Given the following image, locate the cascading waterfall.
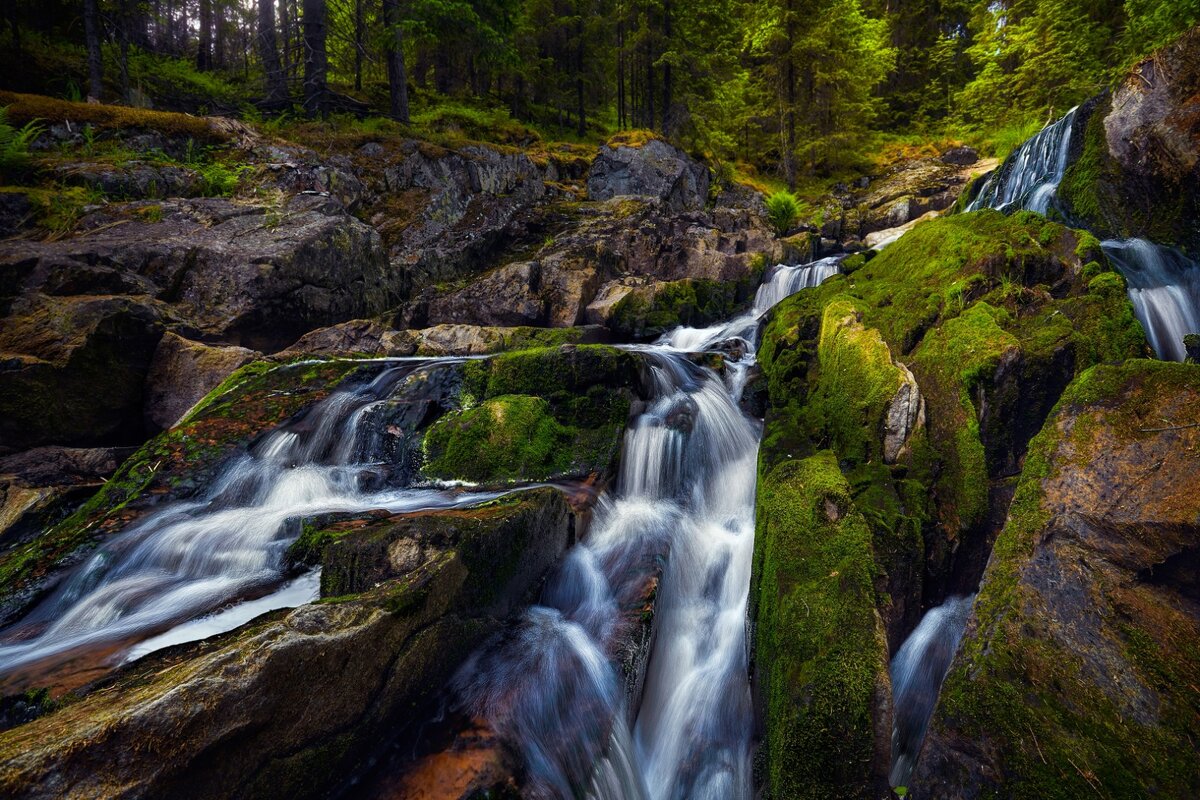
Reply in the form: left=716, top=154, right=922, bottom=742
left=888, top=595, right=975, bottom=788
left=0, top=359, right=509, bottom=689
left=966, top=108, right=1078, bottom=214
left=966, top=107, right=1200, bottom=360
left=1100, top=239, right=1200, bottom=362
left=453, top=259, right=839, bottom=800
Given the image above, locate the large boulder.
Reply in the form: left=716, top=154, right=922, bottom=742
left=0, top=295, right=165, bottom=452
left=912, top=361, right=1200, bottom=798
left=1058, top=27, right=1200, bottom=250
left=752, top=210, right=1150, bottom=794
left=0, top=195, right=391, bottom=352
left=586, top=136, right=710, bottom=212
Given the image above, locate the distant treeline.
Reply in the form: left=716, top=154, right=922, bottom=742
left=1, top=0, right=1198, bottom=179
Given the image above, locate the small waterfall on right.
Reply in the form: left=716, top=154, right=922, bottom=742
left=888, top=595, right=975, bottom=789
left=1100, top=239, right=1200, bottom=362
left=966, top=108, right=1200, bottom=360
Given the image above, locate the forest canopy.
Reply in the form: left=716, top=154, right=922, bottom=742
left=1, top=0, right=1198, bottom=181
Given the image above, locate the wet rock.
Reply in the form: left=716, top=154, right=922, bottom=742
left=143, top=332, right=260, bottom=431
left=0, top=490, right=575, bottom=800
left=913, top=362, right=1200, bottom=799
left=425, top=261, right=546, bottom=327
left=586, top=137, right=709, bottom=212
left=1059, top=28, right=1200, bottom=250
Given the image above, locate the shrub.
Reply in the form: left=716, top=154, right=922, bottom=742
left=766, top=190, right=800, bottom=237
left=0, top=106, right=42, bottom=179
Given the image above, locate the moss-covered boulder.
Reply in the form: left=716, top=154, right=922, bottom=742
left=912, top=361, right=1200, bottom=798
left=753, top=451, right=892, bottom=800
left=0, top=489, right=574, bottom=800
left=759, top=211, right=1147, bottom=611
left=752, top=210, right=1149, bottom=795
left=1057, top=27, right=1200, bottom=252
left=606, top=270, right=766, bottom=341
left=423, top=345, right=638, bottom=485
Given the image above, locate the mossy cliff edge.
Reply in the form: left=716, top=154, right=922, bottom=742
left=752, top=210, right=1149, bottom=798
left=912, top=361, right=1200, bottom=799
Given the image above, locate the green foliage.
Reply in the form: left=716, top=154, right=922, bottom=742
left=0, top=106, right=42, bottom=179
left=765, top=191, right=800, bottom=237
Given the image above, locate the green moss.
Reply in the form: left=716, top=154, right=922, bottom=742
left=0, top=90, right=226, bottom=141
left=754, top=451, right=888, bottom=799
left=423, top=394, right=620, bottom=483
left=609, top=278, right=755, bottom=341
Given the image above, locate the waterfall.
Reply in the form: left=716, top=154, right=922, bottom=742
left=454, top=259, right=839, bottom=800
left=966, top=108, right=1078, bottom=214
left=967, top=109, right=1200, bottom=361
left=888, top=595, right=975, bottom=789
left=0, top=359, right=510, bottom=689
left=1100, top=239, right=1200, bottom=362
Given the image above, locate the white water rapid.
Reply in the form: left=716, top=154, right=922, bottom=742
left=966, top=108, right=1200, bottom=361
left=0, top=359, right=510, bottom=687
left=888, top=595, right=975, bottom=789
left=453, top=259, right=839, bottom=800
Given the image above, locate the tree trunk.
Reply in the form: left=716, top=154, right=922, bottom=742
left=118, top=0, right=131, bottom=100
left=576, top=17, right=585, bottom=137
left=197, top=0, right=212, bottom=71
left=381, top=0, right=409, bottom=122
left=215, top=0, right=226, bottom=69
left=258, top=0, right=288, bottom=104
left=302, top=0, right=327, bottom=117
left=645, top=40, right=654, bottom=131
left=662, top=0, right=672, bottom=136
left=616, top=16, right=625, bottom=129
left=353, top=0, right=363, bottom=92
left=83, top=0, right=104, bottom=100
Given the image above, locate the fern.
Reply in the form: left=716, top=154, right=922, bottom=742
left=0, top=107, right=43, bottom=179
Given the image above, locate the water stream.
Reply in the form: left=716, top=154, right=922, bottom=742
left=888, top=595, right=975, bottom=788
left=965, top=107, right=1200, bottom=361
left=453, top=259, right=839, bottom=800
left=0, top=359, right=511, bottom=690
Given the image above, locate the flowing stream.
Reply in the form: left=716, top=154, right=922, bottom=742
left=0, top=359, right=511, bottom=690
left=888, top=595, right=975, bottom=788
left=453, top=259, right=839, bottom=800
left=965, top=107, right=1200, bottom=361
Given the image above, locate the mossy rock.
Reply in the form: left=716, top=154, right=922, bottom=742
left=753, top=451, right=892, bottom=800
left=913, top=360, right=1200, bottom=798
left=422, top=395, right=623, bottom=484
left=608, top=276, right=760, bottom=342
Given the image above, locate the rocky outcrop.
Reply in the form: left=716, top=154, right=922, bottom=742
left=587, top=136, right=710, bottom=212
left=912, top=361, right=1200, bottom=798
left=1058, top=27, right=1200, bottom=250
left=143, top=332, right=259, bottom=430
left=415, top=192, right=779, bottom=331
left=753, top=211, right=1149, bottom=794
left=0, top=489, right=576, bottom=800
